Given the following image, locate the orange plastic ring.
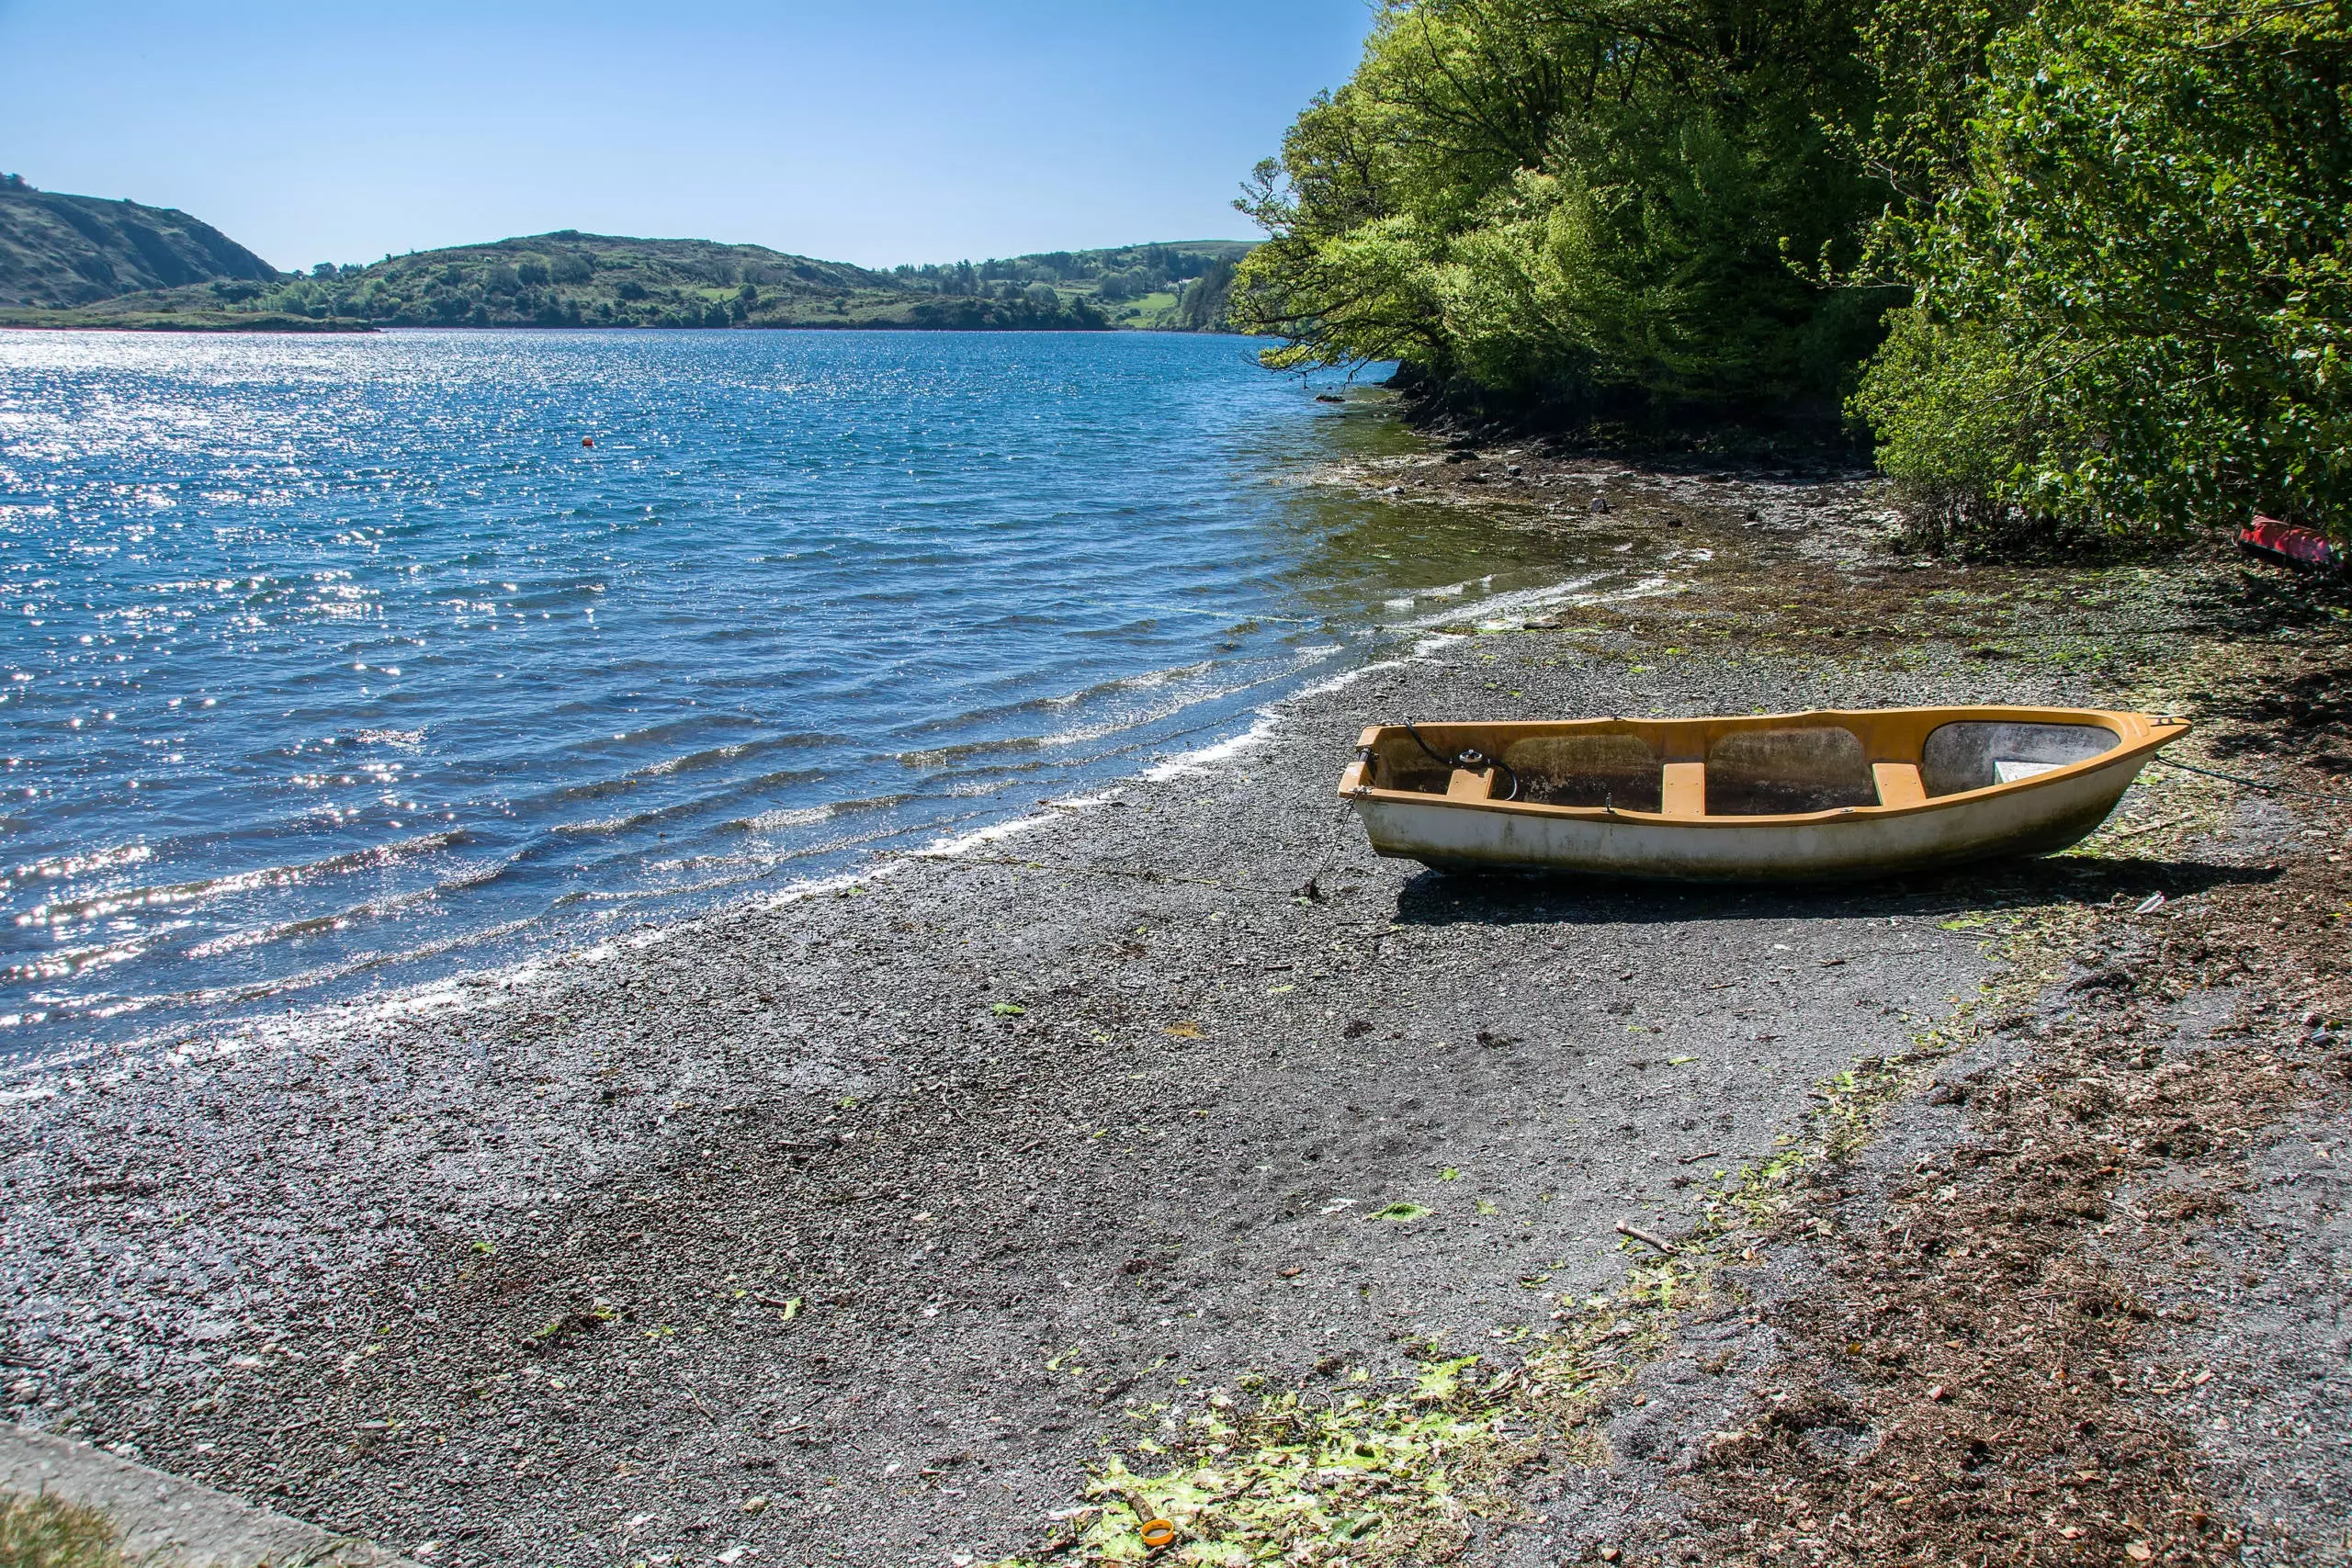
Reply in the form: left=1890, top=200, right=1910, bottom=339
left=1140, top=1517, right=1178, bottom=1551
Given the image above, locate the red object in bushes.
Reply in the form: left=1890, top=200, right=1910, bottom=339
left=2239, top=514, right=2343, bottom=571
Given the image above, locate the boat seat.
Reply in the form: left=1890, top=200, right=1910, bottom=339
left=1446, top=767, right=1496, bottom=801
left=1871, top=761, right=1928, bottom=808
left=1661, top=761, right=1707, bottom=817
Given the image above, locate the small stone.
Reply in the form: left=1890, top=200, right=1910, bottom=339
left=1589, top=495, right=1611, bottom=514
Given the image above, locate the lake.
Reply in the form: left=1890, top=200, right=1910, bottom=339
left=0, top=328, right=1611, bottom=1056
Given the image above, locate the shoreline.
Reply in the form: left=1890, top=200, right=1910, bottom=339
left=1, top=422, right=1692, bottom=1076
left=0, top=335, right=1425, bottom=1066
left=3, top=467, right=2346, bottom=1566
left=0, top=319, right=1255, bottom=337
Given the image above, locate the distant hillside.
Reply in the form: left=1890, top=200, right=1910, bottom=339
left=888, top=241, right=1259, bottom=332
left=0, top=175, right=278, bottom=307
left=0, top=182, right=1262, bottom=334
left=187, top=232, right=1113, bottom=331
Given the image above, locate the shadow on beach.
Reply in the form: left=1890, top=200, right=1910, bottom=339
left=1386, top=852, right=2281, bottom=929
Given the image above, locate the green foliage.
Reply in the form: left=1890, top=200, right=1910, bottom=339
left=993, top=1319, right=1631, bottom=1566
left=1175, top=256, right=1240, bottom=331
left=12, top=232, right=1132, bottom=333
left=889, top=241, right=1258, bottom=331
left=238, top=232, right=1107, bottom=331
left=1231, top=0, right=1898, bottom=422
left=1852, top=0, right=2352, bottom=546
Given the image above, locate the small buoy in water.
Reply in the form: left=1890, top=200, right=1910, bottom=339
left=582, top=437, right=595, bottom=448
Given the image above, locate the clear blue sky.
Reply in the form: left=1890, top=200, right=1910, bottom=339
left=0, top=0, right=1374, bottom=271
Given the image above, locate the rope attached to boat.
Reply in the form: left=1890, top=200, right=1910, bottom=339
left=1390, top=719, right=1521, bottom=801
left=2151, top=755, right=2352, bottom=804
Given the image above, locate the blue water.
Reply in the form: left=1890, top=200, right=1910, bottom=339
left=0, top=329, right=1608, bottom=1056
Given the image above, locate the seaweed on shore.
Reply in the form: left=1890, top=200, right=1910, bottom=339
left=989, top=1035, right=1953, bottom=1566
left=0, top=1492, right=130, bottom=1568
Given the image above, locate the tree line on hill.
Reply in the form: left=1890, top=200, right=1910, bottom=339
left=0, top=194, right=1255, bottom=334
left=888, top=242, right=1250, bottom=319
left=244, top=235, right=1261, bottom=332
left=222, top=235, right=1120, bottom=332
left=1234, top=0, right=2352, bottom=548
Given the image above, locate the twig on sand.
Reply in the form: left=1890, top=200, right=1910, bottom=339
left=882, top=850, right=1299, bottom=897
left=1615, top=1221, right=1679, bottom=1254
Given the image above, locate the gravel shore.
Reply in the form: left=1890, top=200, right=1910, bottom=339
left=5, top=460, right=2345, bottom=1568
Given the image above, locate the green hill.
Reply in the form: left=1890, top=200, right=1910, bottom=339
left=0, top=175, right=278, bottom=308
left=8, top=231, right=1125, bottom=332
left=0, top=175, right=1261, bottom=333
left=279, top=232, right=1095, bottom=329
left=230, top=234, right=1261, bottom=332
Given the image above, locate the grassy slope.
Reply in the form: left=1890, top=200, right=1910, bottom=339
left=0, top=186, right=277, bottom=308
left=0, top=303, right=373, bottom=331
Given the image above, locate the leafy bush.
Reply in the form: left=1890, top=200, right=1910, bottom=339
left=1853, top=0, right=2352, bottom=545
left=1230, top=0, right=1898, bottom=425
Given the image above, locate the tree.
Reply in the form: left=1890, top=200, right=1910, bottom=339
left=1230, top=0, right=1896, bottom=423
left=1178, top=258, right=1239, bottom=331
left=1851, top=0, right=2352, bottom=545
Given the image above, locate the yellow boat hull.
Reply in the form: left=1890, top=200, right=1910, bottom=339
left=1339, top=706, right=2188, bottom=883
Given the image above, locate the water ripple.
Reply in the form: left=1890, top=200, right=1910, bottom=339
left=0, top=329, right=1630, bottom=1055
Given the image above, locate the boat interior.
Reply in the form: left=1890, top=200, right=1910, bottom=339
left=1355, top=711, right=2152, bottom=818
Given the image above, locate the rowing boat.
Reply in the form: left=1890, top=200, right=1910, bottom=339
left=1339, top=705, right=2188, bottom=882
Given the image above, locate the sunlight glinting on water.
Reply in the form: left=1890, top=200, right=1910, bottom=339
left=0, top=328, right=1639, bottom=1054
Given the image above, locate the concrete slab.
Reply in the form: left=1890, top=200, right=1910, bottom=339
left=0, top=1427, right=417, bottom=1568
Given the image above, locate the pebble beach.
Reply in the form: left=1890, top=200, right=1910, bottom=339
left=6, top=456, right=2347, bottom=1567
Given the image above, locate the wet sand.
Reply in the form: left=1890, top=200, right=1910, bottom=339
left=4, top=467, right=2346, bottom=1568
